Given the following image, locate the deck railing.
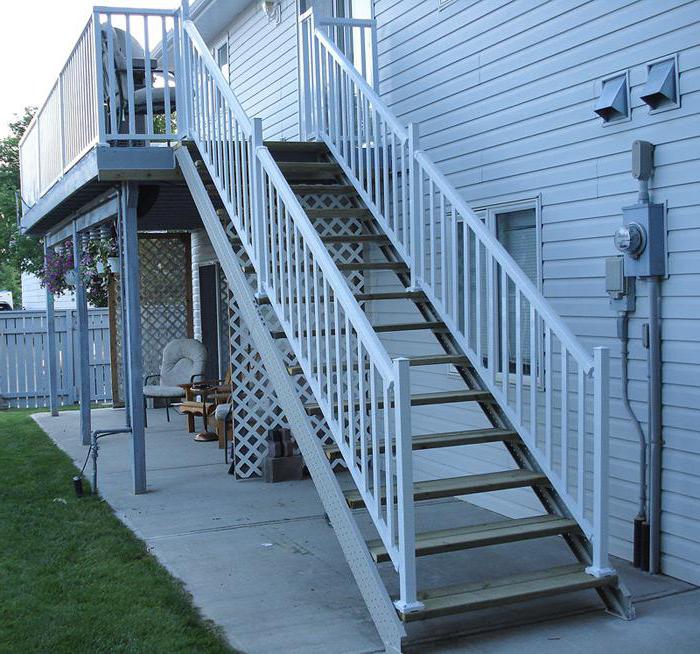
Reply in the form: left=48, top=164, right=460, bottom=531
left=182, top=18, right=421, bottom=610
left=301, top=10, right=613, bottom=576
left=19, top=7, right=182, bottom=208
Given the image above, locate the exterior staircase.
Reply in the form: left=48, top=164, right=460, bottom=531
left=176, top=14, right=634, bottom=652
left=178, top=132, right=633, bottom=648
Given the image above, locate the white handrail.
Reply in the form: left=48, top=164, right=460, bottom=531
left=303, top=12, right=611, bottom=571
left=415, top=151, right=593, bottom=372
left=182, top=18, right=420, bottom=609
left=183, top=21, right=252, bottom=136
left=315, top=29, right=407, bottom=140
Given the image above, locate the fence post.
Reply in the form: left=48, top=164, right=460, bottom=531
left=407, top=123, right=421, bottom=291
left=587, top=346, right=614, bottom=578
left=393, top=357, right=423, bottom=614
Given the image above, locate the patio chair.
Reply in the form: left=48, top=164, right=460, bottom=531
left=143, top=338, right=207, bottom=427
left=100, top=24, right=177, bottom=137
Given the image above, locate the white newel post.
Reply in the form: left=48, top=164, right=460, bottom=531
left=393, top=357, right=422, bottom=613
left=299, top=10, right=315, bottom=140
left=251, top=118, right=267, bottom=296
left=587, top=346, right=614, bottom=577
left=408, top=123, right=421, bottom=290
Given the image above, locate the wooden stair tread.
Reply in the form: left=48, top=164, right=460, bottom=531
left=264, top=141, right=328, bottom=153
left=337, top=262, right=408, bottom=272
left=242, top=260, right=405, bottom=274
left=324, top=427, right=517, bottom=461
left=272, top=321, right=443, bottom=340
left=257, top=289, right=426, bottom=305
left=407, top=353, right=469, bottom=367
left=277, top=161, right=342, bottom=175
left=398, top=564, right=616, bottom=622
left=305, top=208, right=373, bottom=218
left=367, top=515, right=579, bottom=563
left=344, top=469, right=547, bottom=508
left=291, top=184, right=357, bottom=194
left=304, top=389, right=492, bottom=416
left=230, top=232, right=386, bottom=245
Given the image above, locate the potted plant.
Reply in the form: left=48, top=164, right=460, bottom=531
left=39, top=241, right=75, bottom=296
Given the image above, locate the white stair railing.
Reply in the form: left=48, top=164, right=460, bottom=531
left=302, top=11, right=613, bottom=577
left=182, top=19, right=423, bottom=611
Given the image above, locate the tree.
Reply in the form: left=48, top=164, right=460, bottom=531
left=0, top=107, right=43, bottom=304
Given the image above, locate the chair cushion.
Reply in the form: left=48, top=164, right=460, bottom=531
left=160, top=339, right=208, bottom=387
left=214, top=403, right=232, bottom=422
left=143, top=385, right=185, bottom=398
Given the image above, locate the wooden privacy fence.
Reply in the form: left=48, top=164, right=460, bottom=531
left=0, top=309, right=112, bottom=409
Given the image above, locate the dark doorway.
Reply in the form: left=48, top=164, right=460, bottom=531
left=199, top=264, right=220, bottom=381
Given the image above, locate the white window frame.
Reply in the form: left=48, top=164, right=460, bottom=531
left=213, top=34, right=230, bottom=85
left=451, top=196, right=543, bottom=386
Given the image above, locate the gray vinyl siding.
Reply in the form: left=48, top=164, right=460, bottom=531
left=372, top=0, right=700, bottom=584
left=223, top=0, right=300, bottom=141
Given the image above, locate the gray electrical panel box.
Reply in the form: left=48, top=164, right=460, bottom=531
left=621, top=203, right=666, bottom=277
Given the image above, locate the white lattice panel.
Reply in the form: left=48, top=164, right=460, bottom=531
left=222, top=186, right=369, bottom=478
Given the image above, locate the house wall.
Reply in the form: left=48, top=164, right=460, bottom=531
left=370, top=0, right=700, bottom=584
left=220, top=0, right=301, bottom=141
left=21, top=272, right=77, bottom=310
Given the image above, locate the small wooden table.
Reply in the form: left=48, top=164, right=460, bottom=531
left=176, top=383, right=230, bottom=441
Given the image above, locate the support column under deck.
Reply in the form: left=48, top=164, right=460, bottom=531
left=72, top=223, right=91, bottom=444
left=44, top=242, right=59, bottom=417
left=120, top=182, right=146, bottom=494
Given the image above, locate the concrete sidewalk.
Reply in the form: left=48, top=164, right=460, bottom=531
left=35, top=407, right=700, bottom=654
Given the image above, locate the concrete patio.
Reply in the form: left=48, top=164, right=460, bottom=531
left=34, top=406, right=700, bottom=654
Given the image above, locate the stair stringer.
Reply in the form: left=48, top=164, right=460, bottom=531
left=176, top=145, right=407, bottom=654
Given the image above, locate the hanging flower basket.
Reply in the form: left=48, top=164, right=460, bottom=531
left=39, top=241, right=75, bottom=297
left=107, top=256, right=120, bottom=274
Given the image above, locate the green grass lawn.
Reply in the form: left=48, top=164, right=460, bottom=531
left=0, top=408, right=234, bottom=654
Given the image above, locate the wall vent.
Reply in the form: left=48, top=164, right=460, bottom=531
left=641, top=56, right=679, bottom=111
left=594, top=73, right=630, bottom=123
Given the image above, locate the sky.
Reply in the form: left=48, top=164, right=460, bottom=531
left=0, top=0, right=180, bottom=135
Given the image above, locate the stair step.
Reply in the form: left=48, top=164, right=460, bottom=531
left=256, top=289, right=427, bottom=306
left=291, top=184, right=357, bottom=195
left=368, top=515, right=579, bottom=563
left=397, top=564, right=616, bottom=622
left=271, top=321, right=444, bottom=341
left=230, top=232, right=387, bottom=246
left=354, top=290, right=427, bottom=302
left=245, top=261, right=407, bottom=274
left=324, top=427, right=518, bottom=462
left=277, top=161, right=343, bottom=177
left=375, top=321, right=447, bottom=334
left=265, top=140, right=328, bottom=153
left=305, top=208, right=373, bottom=219
left=407, top=353, right=469, bottom=367
left=344, top=469, right=548, bottom=509
left=304, top=389, right=493, bottom=417
left=337, top=262, right=408, bottom=272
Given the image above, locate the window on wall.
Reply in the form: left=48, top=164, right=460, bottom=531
left=457, top=200, right=541, bottom=377
left=216, top=41, right=229, bottom=82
